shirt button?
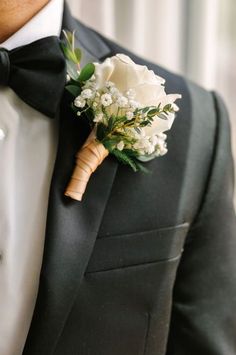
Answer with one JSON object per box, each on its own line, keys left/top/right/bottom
{"left": 0, "top": 128, "right": 6, "bottom": 140}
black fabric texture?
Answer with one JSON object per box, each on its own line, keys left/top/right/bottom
{"left": 0, "top": 36, "right": 66, "bottom": 117}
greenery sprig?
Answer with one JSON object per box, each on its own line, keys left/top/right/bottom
{"left": 61, "top": 31, "right": 180, "bottom": 172}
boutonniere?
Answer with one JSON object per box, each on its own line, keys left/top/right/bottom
{"left": 61, "top": 31, "right": 181, "bottom": 201}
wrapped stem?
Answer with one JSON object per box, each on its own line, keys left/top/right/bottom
{"left": 64, "top": 129, "right": 109, "bottom": 201}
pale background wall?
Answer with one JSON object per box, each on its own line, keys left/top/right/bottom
{"left": 67, "top": 0, "right": 236, "bottom": 197}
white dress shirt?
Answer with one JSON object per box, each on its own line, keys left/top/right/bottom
{"left": 0, "top": 1, "right": 64, "bottom": 354}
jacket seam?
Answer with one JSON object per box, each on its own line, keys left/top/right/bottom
{"left": 187, "top": 90, "right": 219, "bottom": 233}
{"left": 98, "top": 222, "right": 190, "bottom": 240}
{"left": 85, "top": 255, "right": 181, "bottom": 275}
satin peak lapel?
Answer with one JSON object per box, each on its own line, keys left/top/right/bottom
{"left": 23, "top": 5, "right": 117, "bottom": 354}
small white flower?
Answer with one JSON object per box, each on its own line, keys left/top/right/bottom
{"left": 77, "top": 111, "right": 81, "bottom": 117}
{"left": 93, "top": 102, "right": 98, "bottom": 108}
{"left": 74, "top": 96, "right": 86, "bottom": 108}
{"left": 101, "top": 93, "right": 113, "bottom": 107}
{"left": 81, "top": 89, "right": 93, "bottom": 99}
{"left": 110, "top": 86, "right": 119, "bottom": 96}
{"left": 158, "top": 133, "right": 167, "bottom": 140}
{"left": 116, "top": 96, "right": 128, "bottom": 107}
{"left": 129, "top": 100, "right": 141, "bottom": 110}
{"left": 150, "top": 135, "right": 158, "bottom": 146}
{"left": 126, "top": 89, "right": 136, "bottom": 99}
{"left": 156, "top": 144, "right": 168, "bottom": 156}
{"left": 146, "top": 143, "right": 155, "bottom": 155}
{"left": 105, "top": 81, "right": 115, "bottom": 88}
{"left": 141, "top": 112, "right": 148, "bottom": 120}
{"left": 117, "top": 141, "right": 125, "bottom": 151}
{"left": 152, "top": 134, "right": 168, "bottom": 156}
{"left": 160, "top": 146, "right": 168, "bottom": 156}
{"left": 126, "top": 111, "right": 134, "bottom": 120}
{"left": 94, "top": 113, "right": 104, "bottom": 123}
{"left": 83, "top": 80, "right": 96, "bottom": 90}
{"left": 133, "top": 135, "right": 157, "bottom": 155}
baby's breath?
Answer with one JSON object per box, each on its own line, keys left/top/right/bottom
{"left": 63, "top": 31, "right": 181, "bottom": 172}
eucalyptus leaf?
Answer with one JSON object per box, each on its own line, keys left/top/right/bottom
{"left": 66, "top": 85, "right": 81, "bottom": 97}
{"left": 157, "top": 113, "right": 168, "bottom": 120}
{"left": 142, "top": 107, "right": 151, "bottom": 113}
{"left": 134, "top": 127, "right": 141, "bottom": 134}
{"left": 163, "top": 103, "right": 172, "bottom": 111}
{"left": 140, "top": 121, "right": 151, "bottom": 127}
{"left": 79, "top": 63, "right": 95, "bottom": 82}
{"left": 148, "top": 108, "right": 160, "bottom": 116}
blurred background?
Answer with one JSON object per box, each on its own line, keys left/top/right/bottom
{"left": 67, "top": 0, "right": 236, "bottom": 197}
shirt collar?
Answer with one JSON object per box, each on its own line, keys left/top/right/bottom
{"left": 1, "top": 0, "right": 64, "bottom": 50}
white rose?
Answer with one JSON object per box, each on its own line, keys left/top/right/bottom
{"left": 94, "top": 54, "right": 181, "bottom": 136}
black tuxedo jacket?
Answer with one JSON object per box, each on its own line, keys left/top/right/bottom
{"left": 23, "top": 4, "right": 236, "bottom": 355}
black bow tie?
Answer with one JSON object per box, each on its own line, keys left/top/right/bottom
{"left": 0, "top": 36, "right": 66, "bottom": 118}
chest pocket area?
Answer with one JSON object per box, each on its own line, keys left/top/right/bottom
{"left": 86, "top": 223, "right": 189, "bottom": 273}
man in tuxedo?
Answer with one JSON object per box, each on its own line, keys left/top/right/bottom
{"left": 0, "top": 0, "right": 235, "bottom": 354}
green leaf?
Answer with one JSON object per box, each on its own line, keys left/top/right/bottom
{"left": 69, "top": 78, "right": 82, "bottom": 87}
{"left": 135, "top": 161, "right": 150, "bottom": 174}
{"left": 71, "top": 30, "right": 76, "bottom": 51}
{"left": 112, "top": 115, "right": 128, "bottom": 129}
{"left": 134, "top": 127, "right": 141, "bottom": 134}
{"left": 66, "top": 60, "right": 79, "bottom": 80}
{"left": 163, "top": 103, "right": 172, "bottom": 112}
{"left": 157, "top": 113, "right": 168, "bottom": 120}
{"left": 63, "top": 30, "right": 72, "bottom": 45}
{"left": 107, "top": 115, "right": 116, "bottom": 132}
{"left": 79, "top": 63, "right": 95, "bottom": 82}
{"left": 112, "top": 149, "right": 138, "bottom": 172}
{"left": 63, "top": 30, "right": 76, "bottom": 50}
{"left": 103, "top": 136, "right": 129, "bottom": 149}
{"left": 61, "top": 43, "right": 74, "bottom": 62}
{"left": 142, "top": 107, "right": 151, "bottom": 113}
{"left": 96, "top": 123, "right": 108, "bottom": 141}
{"left": 140, "top": 120, "right": 152, "bottom": 127}
{"left": 61, "top": 41, "right": 80, "bottom": 65}
{"left": 66, "top": 85, "right": 81, "bottom": 97}
{"left": 103, "top": 139, "right": 116, "bottom": 152}
{"left": 74, "top": 48, "right": 82, "bottom": 63}
{"left": 148, "top": 108, "right": 160, "bottom": 116}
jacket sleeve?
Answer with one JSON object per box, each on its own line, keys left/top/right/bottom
{"left": 166, "top": 92, "right": 236, "bottom": 354}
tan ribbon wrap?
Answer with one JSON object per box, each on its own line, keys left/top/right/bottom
{"left": 64, "top": 129, "right": 109, "bottom": 201}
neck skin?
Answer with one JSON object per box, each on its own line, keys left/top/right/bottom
{"left": 0, "top": 0, "right": 50, "bottom": 43}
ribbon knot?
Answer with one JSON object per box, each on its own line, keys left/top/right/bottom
{"left": 0, "top": 48, "right": 10, "bottom": 86}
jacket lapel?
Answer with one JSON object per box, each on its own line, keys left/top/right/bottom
{"left": 24, "top": 5, "right": 118, "bottom": 354}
